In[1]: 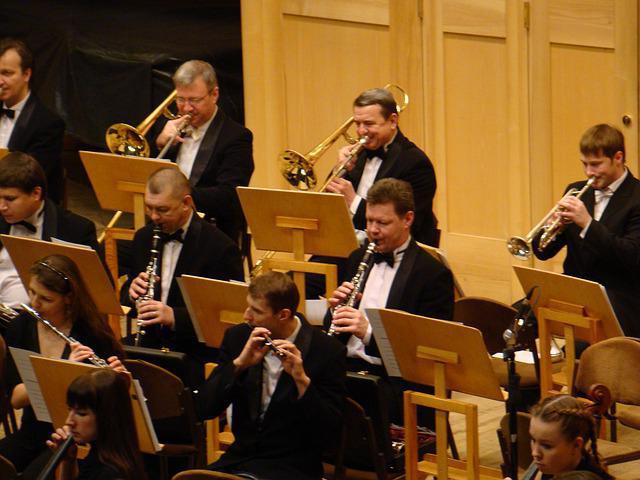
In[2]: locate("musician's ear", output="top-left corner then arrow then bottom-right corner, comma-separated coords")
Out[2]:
403,210 -> 414,228
278,308 -> 293,322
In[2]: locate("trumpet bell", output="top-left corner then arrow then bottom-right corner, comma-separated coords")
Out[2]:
279,149 -> 317,191
506,236 -> 532,260
105,123 -> 150,157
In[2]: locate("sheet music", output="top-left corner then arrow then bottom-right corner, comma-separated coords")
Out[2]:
366,308 -> 402,377
132,379 -> 161,452
8,347 -> 51,422
50,237 -> 92,250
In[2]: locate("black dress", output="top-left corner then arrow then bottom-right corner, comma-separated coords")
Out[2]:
0,313 -> 117,475
77,447 -> 123,480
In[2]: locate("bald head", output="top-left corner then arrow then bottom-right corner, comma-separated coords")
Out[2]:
146,167 -> 191,200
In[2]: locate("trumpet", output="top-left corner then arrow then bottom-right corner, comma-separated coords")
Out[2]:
135,224 -> 162,346
20,304 -> 109,368
328,240 -> 377,336
507,177 -> 595,260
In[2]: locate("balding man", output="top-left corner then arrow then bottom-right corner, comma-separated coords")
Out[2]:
126,167 -> 243,374
155,60 -> 254,243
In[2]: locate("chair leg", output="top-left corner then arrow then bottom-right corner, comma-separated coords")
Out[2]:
160,456 -> 169,480
447,415 -> 459,460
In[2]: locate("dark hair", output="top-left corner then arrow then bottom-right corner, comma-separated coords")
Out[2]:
67,369 -> 146,480
29,254 -> 123,358
353,88 -> 398,119
0,38 -> 33,72
0,151 -> 47,197
366,178 -> 415,216
553,471 -> 603,480
147,167 -> 191,199
531,395 -> 613,480
248,271 -> 299,315
580,124 -> 625,162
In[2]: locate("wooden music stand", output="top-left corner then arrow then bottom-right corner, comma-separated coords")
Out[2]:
238,187 -> 358,313
2,235 -> 124,336
366,308 -> 503,480
31,356 -> 160,453
177,276 -> 248,348
0,148 -> 8,159
514,265 -> 623,397
79,151 -> 178,231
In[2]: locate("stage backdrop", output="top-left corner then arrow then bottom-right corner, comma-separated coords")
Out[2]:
0,0 -> 244,149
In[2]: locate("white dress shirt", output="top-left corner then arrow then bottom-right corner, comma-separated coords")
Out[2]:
0,201 -> 45,307
175,108 -> 217,179
159,211 -> 193,305
580,169 -> 628,238
260,316 -> 302,419
345,236 -> 411,364
0,92 -> 30,148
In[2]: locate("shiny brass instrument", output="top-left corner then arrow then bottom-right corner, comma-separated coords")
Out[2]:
507,177 -> 595,260
327,240 -> 376,336
105,90 -> 179,158
279,84 -> 409,191
0,303 -> 19,329
135,224 -> 162,346
21,303 -> 109,368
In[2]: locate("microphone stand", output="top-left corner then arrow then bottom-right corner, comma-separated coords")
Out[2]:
501,286 -> 538,480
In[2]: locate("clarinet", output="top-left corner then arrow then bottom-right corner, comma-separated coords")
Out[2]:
327,241 -> 377,336
20,304 -> 109,368
135,224 -> 162,346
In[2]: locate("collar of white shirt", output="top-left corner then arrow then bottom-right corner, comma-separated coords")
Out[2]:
3,91 -> 31,118
188,106 -> 218,142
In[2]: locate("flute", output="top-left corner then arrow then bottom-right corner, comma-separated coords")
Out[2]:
21,304 -> 109,368
262,332 -> 286,358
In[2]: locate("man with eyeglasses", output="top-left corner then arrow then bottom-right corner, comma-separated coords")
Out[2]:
155,60 -> 254,243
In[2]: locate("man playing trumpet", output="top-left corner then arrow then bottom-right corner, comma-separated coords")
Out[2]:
532,123 -> 640,337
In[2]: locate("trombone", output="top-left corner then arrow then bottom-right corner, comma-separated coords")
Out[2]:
252,85 -> 408,278
279,84 -> 409,191
507,177 -> 594,260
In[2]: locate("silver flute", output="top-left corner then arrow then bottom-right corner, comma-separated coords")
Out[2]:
20,304 -> 109,368
327,240 -> 377,336
262,332 -> 286,358
135,224 -> 162,346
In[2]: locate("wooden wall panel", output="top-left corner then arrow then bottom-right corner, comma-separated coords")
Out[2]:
549,45 -> 616,199
443,34 -> 509,238
549,0 -> 614,48
281,14 -> 391,185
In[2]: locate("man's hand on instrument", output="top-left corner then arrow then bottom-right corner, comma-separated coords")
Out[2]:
233,326 -> 271,373
129,272 -> 154,302
325,177 -> 357,206
328,281 -> 357,309
156,118 -> 187,149
337,144 -> 359,172
556,195 -> 592,229
330,305 -> 369,339
272,340 -> 310,397
136,300 -> 176,329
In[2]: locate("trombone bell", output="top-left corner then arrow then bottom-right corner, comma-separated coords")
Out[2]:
105,123 -> 150,157
279,149 -> 317,191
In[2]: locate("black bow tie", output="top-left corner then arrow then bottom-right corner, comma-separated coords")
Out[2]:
373,251 -> 394,267
161,229 -> 184,243
13,220 -> 36,233
365,147 -> 386,161
0,108 -> 15,119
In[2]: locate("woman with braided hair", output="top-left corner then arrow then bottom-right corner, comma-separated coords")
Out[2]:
517,394 -> 614,480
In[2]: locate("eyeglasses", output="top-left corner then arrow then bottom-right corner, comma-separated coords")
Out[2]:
175,93 -> 210,106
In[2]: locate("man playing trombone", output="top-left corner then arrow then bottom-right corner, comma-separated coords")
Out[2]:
532,123 -> 640,337
154,60 -> 254,243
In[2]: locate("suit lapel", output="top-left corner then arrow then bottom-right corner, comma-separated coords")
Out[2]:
386,240 -> 417,308
7,94 -> 36,149
374,130 -> 405,181
41,200 -> 58,241
189,109 -> 226,185
598,172 -> 634,225
583,187 -> 596,217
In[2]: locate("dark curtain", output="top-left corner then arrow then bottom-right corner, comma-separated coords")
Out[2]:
0,0 -> 244,149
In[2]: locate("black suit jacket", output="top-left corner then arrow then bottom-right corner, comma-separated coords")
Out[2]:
0,198 -> 97,250
532,172 -> 640,337
200,318 -> 346,480
126,214 -> 244,353
158,108 -> 254,242
344,129 -> 438,245
325,239 -> 454,361
7,94 -> 65,203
